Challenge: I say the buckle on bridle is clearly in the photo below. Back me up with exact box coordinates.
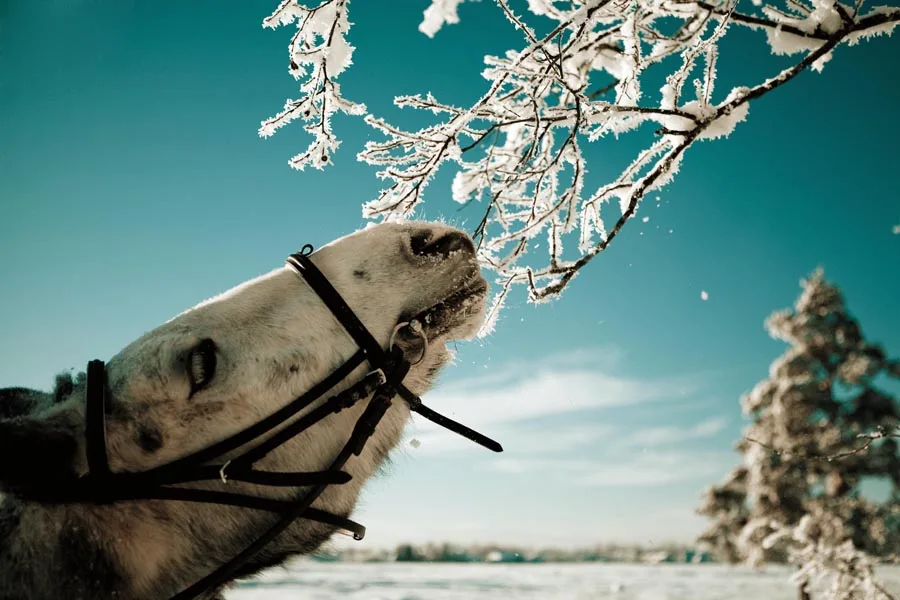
[219,460,232,485]
[367,367,387,387]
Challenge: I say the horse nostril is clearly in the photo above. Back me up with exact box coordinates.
[411,230,475,259]
[431,231,476,257]
[410,230,433,257]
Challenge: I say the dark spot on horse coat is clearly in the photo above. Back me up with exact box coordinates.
[137,425,164,453]
[181,401,226,422]
[270,355,311,383]
[352,269,370,281]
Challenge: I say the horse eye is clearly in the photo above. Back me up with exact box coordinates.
[188,339,217,395]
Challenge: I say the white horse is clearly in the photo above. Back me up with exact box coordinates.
[0,222,488,599]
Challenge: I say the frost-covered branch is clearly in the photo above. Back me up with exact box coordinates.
[367,1,900,334]
[261,0,900,332]
[823,425,900,461]
[260,0,365,170]
[763,516,899,600]
[745,425,900,462]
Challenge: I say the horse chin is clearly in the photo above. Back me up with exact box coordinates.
[395,274,488,357]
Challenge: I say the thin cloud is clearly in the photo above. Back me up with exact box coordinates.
[406,422,616,456]
[624,416,729,447]
[405,347,704,455]
[404,416,731,457]
[489,450,732,487]
[435,345,623,395]
[419,349,699,429]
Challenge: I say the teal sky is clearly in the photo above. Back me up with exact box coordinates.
[1,1,898,548]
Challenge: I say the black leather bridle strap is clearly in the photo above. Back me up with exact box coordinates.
[230,369,386,469]
[398,387,502,453]
[85,359,112,479]
[286,251,503,454]
[106,466,351,489]
[169,353,408,600]
[287,249,387,361]
[131,349,367,482]
[74,352,378,505]
[133,488,366,540]
[107,368,386,495]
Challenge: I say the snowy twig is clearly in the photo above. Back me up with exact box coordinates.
[745,426,900,462]
[784,518,900,600]
[260,0,365,171]
[824,426,900,461]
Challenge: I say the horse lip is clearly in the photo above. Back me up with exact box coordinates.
[400,274,488,336]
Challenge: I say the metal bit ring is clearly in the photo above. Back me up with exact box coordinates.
[389,319,428,365]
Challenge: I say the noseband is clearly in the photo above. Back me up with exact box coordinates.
[73,245,502,600]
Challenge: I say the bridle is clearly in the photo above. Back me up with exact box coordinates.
[70,245,502,600]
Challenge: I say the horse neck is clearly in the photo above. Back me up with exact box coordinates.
[0,494,186,599]
[0,496,97,597]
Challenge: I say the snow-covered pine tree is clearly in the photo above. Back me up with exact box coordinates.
[699,269,900,600]
[697,465,752,563]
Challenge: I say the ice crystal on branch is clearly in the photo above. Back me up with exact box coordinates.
[420,0,467,38]
[261,0,900,330]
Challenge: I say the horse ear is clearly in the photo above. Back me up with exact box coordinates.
[0,387,51,419]
[0,413,80,497]
[53,373,76,404]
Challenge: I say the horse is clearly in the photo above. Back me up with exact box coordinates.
[0,222,489,599]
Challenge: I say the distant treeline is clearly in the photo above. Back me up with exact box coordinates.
[313,542,715,564]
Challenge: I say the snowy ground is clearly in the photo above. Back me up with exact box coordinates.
[225,562,900,600]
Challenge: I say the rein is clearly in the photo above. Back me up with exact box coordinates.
[71,245,502,600]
